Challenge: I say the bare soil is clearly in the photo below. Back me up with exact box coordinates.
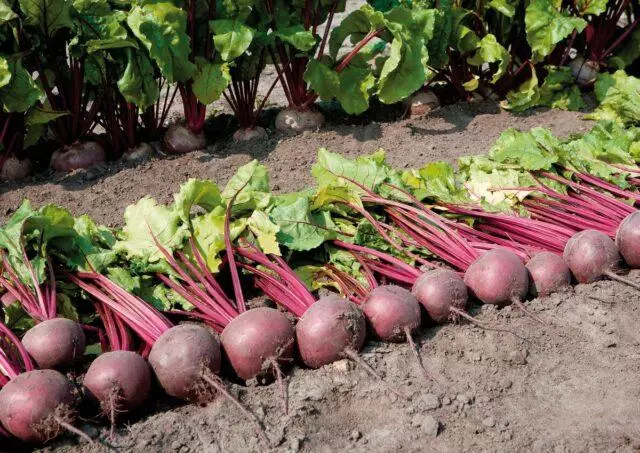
[3,102,640,453]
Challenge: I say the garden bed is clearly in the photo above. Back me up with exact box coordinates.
[4,103,639,453]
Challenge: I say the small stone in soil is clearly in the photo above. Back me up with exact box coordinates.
[421,415,440,437]
[332,359,354,372]
[482,416,496,428]
[422,393,441,410]
[442,396,451,405]
[349,430,362,441]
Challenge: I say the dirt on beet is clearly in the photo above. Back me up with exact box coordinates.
[2,102,640,453]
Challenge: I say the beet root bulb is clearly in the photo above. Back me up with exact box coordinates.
[526,252,571,297]
[616,211,640,268]
[363,285,421,342]
[296,295,366,369]
[162,124,206,154]
[412,269,468,323]
[22,318,86,370]
[563,229,621,284]
[232,127,268,142]
[464,248,529,306]
[220,307,295,381]
[148,324,221,400]
[1,156,32,181]
[83,351,151,418]
[0,370,77,443]
[50,142,105,172]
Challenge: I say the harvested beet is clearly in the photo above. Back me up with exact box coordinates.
[220,307,295,381]
[526,252,571,297]
[412,269,468,323]
[464,248,529,306]
[363,285,421,342]
[50,141,105,172]
[148,324,221,400]
[0,370,78,443]
[275,108,324,134]
[22,318,86,370]
[616,211,640,268]
[296,295,366,369]
[162,124,206,154]
[564,229,640,290]
[83,351,151,421]
[1,156,31,181]
[232,127,268,142]
[563,229,621,283]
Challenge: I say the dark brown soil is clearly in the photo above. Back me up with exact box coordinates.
[3,102,639,453]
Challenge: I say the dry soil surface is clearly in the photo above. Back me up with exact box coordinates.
[2,103,639,453]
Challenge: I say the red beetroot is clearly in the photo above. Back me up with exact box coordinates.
[1,156,31,181]
[464,248,529,307]
[220,308,295,381]
[526,252,571,297]
[83,351,151,418]
[50,141,105,172]
[22,318,86,370]
[412,269,468,323]
[564,229,640,290]
[563,229,621,283]
[162,124,206,154]
[616,212,640,268]
[149,324,221,399]
[362,285,421,342]
[0,370,79,443]
[296,295,366,369]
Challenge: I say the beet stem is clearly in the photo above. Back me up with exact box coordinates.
[341,348,408,401]
[403,327,436,383]
[604,271,640,292]
[199,369,270,447]
[54,417,95,444]
[449,307,529,343]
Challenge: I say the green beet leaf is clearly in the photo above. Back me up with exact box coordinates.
[212,19,254,61]
[127,3,195,83]
[525,0,586,62]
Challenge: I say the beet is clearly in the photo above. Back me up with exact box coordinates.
[1,156,31,181]
[0,370,77,443]
[296,295,366,369]
[363,285,421,342]
[412,269,468,323]
[83,351,151,420]
[220,307,295,381]
[162,124,206,154]
[526,252,571,297]
[232,127,268,142]
[50,141,105,172]
[616,211,640,268]
[405,91,440,118]
[464,248,529,306]
[570,57,599,87]
[122,142,154,162]
[22,318,86,370]
[148,324,221,400]
[563,229,621,283]
[274,108,324,134]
